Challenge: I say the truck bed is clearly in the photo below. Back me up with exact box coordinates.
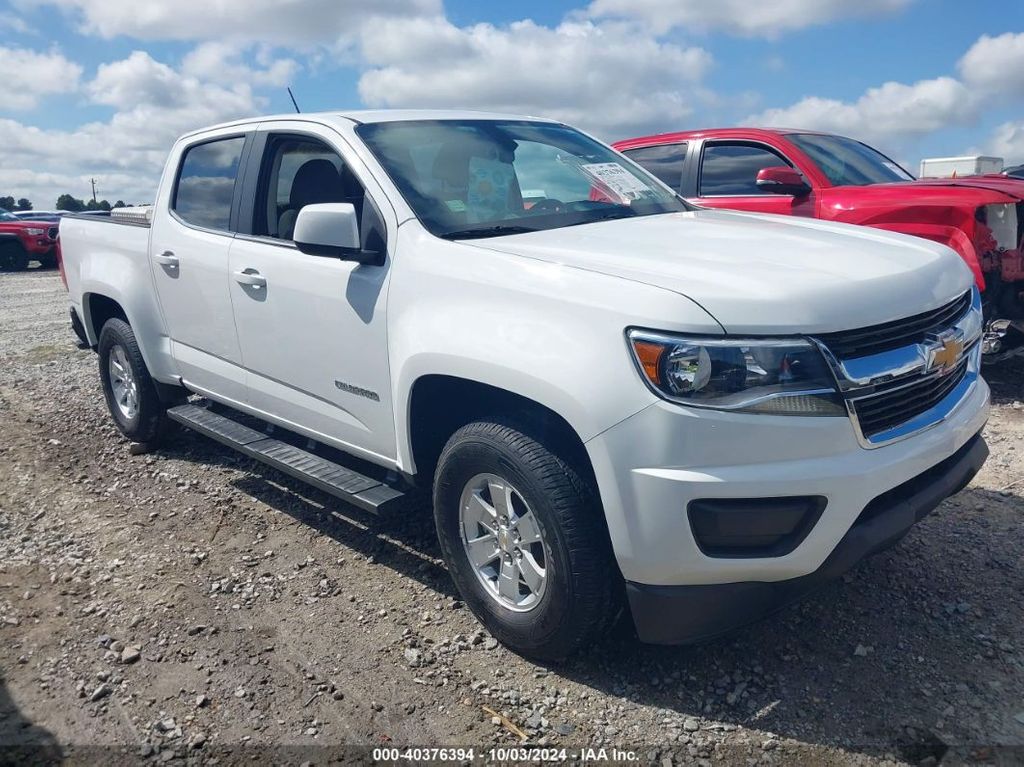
[59,210,154,345]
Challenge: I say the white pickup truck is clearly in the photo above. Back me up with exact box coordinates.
[61,110,990,659]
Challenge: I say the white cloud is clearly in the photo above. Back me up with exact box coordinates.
[982,121,1024,164]
[35,0,441,44]
[1,52,262,207]
[746,29,1024,156]
[357,18,712,138]
[958,32,1024,95]
[746,77,977,149]
[585,0,912,36]
[0,47,82,110]
[182,42,299,88]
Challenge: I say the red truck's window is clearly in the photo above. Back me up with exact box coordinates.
[173,136,246,231]
[787,133,913,186]
[620,143,687,192]
[699,143,791,197]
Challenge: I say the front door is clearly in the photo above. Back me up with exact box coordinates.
[149,131,249,402]
[690,141,815,217]
[227,123,396,463]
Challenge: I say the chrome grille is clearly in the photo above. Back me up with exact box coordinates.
[815,288,983,448]
[816,291,972,359]
[849,353,971,439]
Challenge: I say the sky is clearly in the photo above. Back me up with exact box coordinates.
[1,0,1024,207]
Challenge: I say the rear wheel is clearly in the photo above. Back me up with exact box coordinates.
[98,318,168,444]
[433,419,620,660]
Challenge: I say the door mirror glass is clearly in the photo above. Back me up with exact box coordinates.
[293,203,382,264]
[755,166,811,196]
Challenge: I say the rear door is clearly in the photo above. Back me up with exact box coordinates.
[690,140,815,216]
[149,130,252,401]
[226,121,397,463]
[618,142,689,194]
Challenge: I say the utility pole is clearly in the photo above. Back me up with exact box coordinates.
[90,178,98,203]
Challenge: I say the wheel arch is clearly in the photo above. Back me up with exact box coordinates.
[405,374,598,492]
[82,292,129,347]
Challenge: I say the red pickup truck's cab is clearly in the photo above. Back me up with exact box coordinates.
[0,208,59,270]
[614,129,1024,351]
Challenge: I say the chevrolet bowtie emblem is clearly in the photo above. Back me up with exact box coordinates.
[925,332,964,375]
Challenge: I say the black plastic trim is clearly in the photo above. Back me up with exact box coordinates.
[687,495,826,558]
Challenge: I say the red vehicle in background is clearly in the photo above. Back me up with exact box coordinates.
[613,129,1024,357]
[0,208,60,270]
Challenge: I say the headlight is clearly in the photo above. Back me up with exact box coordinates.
[25,227,45,236]
[628,330,844,415]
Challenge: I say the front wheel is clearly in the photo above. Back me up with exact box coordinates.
[98,318,168,444]
[0,244,29,271]
[433,420,621,660]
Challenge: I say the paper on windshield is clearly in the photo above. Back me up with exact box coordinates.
[580,162,654,201]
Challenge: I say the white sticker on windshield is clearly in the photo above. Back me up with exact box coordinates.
[580,162,653,201]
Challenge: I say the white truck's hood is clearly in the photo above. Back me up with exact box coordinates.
[473,209,973,335]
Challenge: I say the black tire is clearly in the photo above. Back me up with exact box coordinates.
[433,419,621,660]
[97,318,168,444]
[0,243,28,271]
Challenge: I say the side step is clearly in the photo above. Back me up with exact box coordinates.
[166,404,405,514]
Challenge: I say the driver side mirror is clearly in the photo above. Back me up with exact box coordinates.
[755,166,811,197]
[294,203,384,266]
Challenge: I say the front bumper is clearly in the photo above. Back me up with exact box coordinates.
[584,366,990,642]
[625,433,987,643]
[22,236,56,255]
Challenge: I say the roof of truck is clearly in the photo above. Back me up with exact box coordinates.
[613,127,838,150]
[182,109,562,139]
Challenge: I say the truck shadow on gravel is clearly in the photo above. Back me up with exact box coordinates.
[160,433,1021,761]
[983,359,1024,405]
[160,433,461,601]
[0,678,63,766]
[552,486,1022,761]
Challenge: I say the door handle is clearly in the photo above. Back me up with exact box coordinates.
[153,251,179,267]
[234,269,267,289]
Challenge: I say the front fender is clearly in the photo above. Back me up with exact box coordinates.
[387,227,723,473]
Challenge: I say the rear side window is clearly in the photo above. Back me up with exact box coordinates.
[621,143,687,191]
[699,143,792,196]
[173,136,246,231]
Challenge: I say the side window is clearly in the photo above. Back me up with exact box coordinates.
[699,143,792,196]
[257,135,385,253]
[173,136,246,231]
[621,143,687,191]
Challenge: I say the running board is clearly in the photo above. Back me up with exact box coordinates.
[166,404,405,514]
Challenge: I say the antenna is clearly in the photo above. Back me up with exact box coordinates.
[287,87,301,114]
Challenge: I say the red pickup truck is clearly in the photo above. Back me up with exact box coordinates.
[0,208,59,270]
[613,129,1024,355]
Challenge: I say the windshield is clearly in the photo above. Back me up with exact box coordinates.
[789,133,914,186]
[357,119,687,239]
[0,209,16,221]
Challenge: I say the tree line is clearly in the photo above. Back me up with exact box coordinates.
[1,195,132,212]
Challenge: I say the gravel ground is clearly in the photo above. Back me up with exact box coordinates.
[0,267,1022,766]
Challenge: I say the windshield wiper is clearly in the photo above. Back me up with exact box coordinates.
[557,207,640,229]
[441,224,539,240]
